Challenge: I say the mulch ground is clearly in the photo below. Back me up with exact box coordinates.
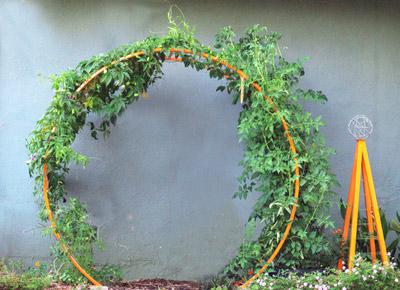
[110,279,201,290]
[45,279,201,290]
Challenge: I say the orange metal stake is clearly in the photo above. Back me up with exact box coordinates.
[348,141,363,269]
[337,142,358,270]
[362,158,377,263]
[338,139,388,271]
[360,141,388,265]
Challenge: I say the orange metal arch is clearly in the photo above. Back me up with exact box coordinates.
[42,47,300,287]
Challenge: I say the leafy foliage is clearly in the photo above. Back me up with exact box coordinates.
[0,259,51,290]
[389,211,400,264]
[212,257,400,290]
[219,26,337,278]
[48,199,122,284]
[27,13,336,284]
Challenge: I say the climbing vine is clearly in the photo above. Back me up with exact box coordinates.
[27,13,337,285]
[219,26,338,281]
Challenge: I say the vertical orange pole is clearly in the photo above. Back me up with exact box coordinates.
[361,142,389,265]
[348,140,363,269]
[362,158,377,263]
[337,142,358,270]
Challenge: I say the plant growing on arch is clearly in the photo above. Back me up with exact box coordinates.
[220,25,338,279]
[27,13,337,285]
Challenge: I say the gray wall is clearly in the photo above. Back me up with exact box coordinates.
[1,0,399,281]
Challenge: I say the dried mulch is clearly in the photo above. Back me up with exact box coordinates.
[109,279,201,290]
[45,279,201,290]
[45,282,78,289]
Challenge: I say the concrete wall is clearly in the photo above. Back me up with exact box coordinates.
[1,0,399,280]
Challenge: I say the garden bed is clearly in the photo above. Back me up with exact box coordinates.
[109,278,200,290]
[42,279,201,290]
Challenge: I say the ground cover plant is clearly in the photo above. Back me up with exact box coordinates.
[212,256,400,290]
[0,260,51,290]
[27,11,337,286]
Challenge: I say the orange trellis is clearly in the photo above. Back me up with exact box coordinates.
[337,139,388,270]
[42,47,301,288]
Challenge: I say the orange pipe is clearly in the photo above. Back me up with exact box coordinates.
[45,47,300,287]
[348,140,363,269]
[337,142,358,270]
[360,142,388,265]
[362,158,377,263]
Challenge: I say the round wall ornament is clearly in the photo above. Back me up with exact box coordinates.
[348,114,373,140]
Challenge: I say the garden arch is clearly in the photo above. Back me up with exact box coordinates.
[40,47,300,287]
[24,10,327,283]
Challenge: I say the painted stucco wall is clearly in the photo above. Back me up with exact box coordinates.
[1,0,399,280]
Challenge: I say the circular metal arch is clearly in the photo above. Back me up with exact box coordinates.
[42,47,301,287]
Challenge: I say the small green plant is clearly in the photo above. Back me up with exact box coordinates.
[338,201,400,263]
[210,286,229,290]
[50,198,97,284]
[0,259,51,290]
[388,211,400,264]
[49,199,122,284]
[93,264,123,284]
[202,274,233,290]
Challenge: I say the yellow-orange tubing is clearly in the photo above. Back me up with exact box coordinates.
[43,164,102,286]
[362,157,377,263]
[43,47,300,287]
[348,140,363,269]
[337,142,358,270]
[360,141,388,266]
